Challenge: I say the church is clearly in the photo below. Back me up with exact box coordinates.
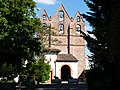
[39,4,86,81]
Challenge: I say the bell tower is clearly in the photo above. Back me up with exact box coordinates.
[40,4,86,78]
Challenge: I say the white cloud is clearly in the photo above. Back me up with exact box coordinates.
[34,0,57,5]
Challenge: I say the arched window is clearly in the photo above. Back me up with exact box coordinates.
[59,24,64,34]
[42,15,46,21]
[76,24,81,34]
[42,23,47,33]
[77,16,80,22]
[59,11,64,21]
[42,23,47,27]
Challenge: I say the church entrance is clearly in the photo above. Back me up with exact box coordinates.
[61,65,71,81]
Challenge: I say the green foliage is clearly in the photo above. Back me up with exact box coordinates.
[83,0,113,71]
[34,58,50,82]
[20,57,50,85]
[0,63,17,83]
[0,63,16,76]
[83,0,120,90]
[0,0,50,84]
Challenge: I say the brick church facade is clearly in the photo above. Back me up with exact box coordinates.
[40,4,86,81]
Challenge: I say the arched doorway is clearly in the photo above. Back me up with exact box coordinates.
[61,65,71,81]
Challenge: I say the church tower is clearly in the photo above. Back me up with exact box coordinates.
[40,4,85,80]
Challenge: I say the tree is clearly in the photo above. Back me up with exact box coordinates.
[0,63,17,83]
[37,24,61,48]
[20,57,50,85]
[107,0,120,89]
[0,0,50,83]
[82,0,120,90]
[32,57,50,83]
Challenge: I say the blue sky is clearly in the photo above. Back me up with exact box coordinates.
[34,0,89,17]
[33,0,92,56]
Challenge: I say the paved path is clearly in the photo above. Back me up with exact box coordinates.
[17,83,87,90]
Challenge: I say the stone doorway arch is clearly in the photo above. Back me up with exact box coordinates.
[61,65,71,81]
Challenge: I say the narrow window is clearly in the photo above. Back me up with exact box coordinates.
[42,15,46,21]
[59,24,64,34]
[42,23,47,33]
[76,24,81,34]
[77,16,80,22]
[59,11,64,21]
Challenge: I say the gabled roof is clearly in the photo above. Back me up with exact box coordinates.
[56,54,78,62]
[55,4,72,22]
[74,11,84,22]
[40,9,50,21]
